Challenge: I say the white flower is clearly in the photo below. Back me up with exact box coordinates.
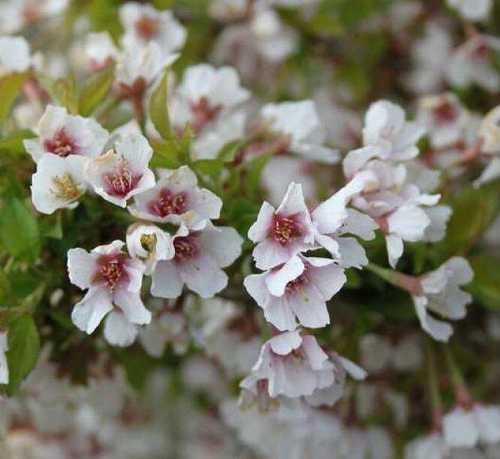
[258,100,339,163]
[86,133,155,207]
[417,93,469,149]
[475,105,500,186]
[248,182,315,270]
[244,255,346,331]
[447,35,500,93]
[362,100,425,161]
[412,257,473,342]
[0,330,8,384]
[240,331,334,400]
[115,41,178,90]
[0,36,31,76]
[444,405,500,448]
[129,165,222,228]
[170,64,249,160]
[405,432,449,459]
[407,22,452,94]
[67,240,151,346]
[209,0,248,21]
[31,154,87,214]
[23,105,110,164]
[126,223,174,275]
[84,32,119,70]
[447,0,492,22]
[151,223,242,299]
[119,2,186,57]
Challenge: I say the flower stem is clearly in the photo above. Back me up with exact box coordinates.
[443,345,473,408]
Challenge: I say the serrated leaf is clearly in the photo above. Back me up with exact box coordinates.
[469,255,500,310]
[149,71,171,140]
[78,65,115,116]
[0,198,40,262]
[5,315,40,393]
[0,72,29,125]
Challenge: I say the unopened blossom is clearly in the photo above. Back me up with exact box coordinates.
[126,223,174,275]
[447,35,500,93]
[86,133,155,207]
[257,100,339,164]
[84,32,119,70]
[67,240,151,346]
[0,0,68,34]
[170,64,250,160]
[361,100,425,162]
[151,223,242,299]
[417,93,469,149]
[129,165,222,228]
[248,182,315,270]
[407,21,453,94]
[412,257,473,342]
[0,330,8,384]
[119,3,186,57]
[447,0,492,22]
[0,36,31,76]
[31,154,87,214]
[244,255,346,331]
[23,105,110,164]
[444,404,500,448]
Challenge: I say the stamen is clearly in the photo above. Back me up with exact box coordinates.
[44,129,78,157]
[270,214,302,246]
[52,174,82,201]
[149,189,187,217]
[173,235,198,262]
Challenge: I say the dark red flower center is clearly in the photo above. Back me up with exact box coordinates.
[104,162,141,198]
[285,270,309,295]
[135,16,160,40]
[96,254,128,290]
[433,100,458,125]
[148,189,188,218]
[173,235,199,262]
[270,213,302,246]
[189,97,222,132]
[44,129,78,157]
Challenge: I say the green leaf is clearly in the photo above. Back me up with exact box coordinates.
[469,255,500,310]
[246,154,272,198]
[0,198,41,262]
[39,74,79,114]
[0,129,36,157]
[5,315,40,393]
[149,71,171,140]
[193,158,224,178]
[78,65,115,116]
[440,183,500,256]
[217,140,242,163]
[0,73,29,125]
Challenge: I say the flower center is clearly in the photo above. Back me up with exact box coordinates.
[96,254,127,290]
[270,214,302,246]
[140,234,157,252]
[173,235,198,262]
[471,41,490,60]
[189,97,222,132]
[285,270,309,295]
[51,174,82,201]
[44,129,78,157]
[104,161,141,198]
[148,189,188,218]
[135,16,160,40]
[433,100,458,125]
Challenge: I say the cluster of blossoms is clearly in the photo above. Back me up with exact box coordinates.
[1,0,500,458]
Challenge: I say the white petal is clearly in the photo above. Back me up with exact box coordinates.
[386,234,404,268]
[413,296,453,342]
[180,254,228,298]
[151,261,184,299]
[443,408,480,448]
[248,201,275,242]
[67,248,96,290]
[200,224,243,268]
[265,256,304,297]
[104,311,139,347]
[113,290,151,325]
[71,287,113,334]
[268,331,302,355]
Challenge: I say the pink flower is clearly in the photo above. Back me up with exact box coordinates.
[67,240,151,346]
[248,182,315,270]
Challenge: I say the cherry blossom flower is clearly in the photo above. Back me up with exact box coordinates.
[248,182,315,270]
[417,93,469,149]
[0,330,8,384]
[67,240,151,347]
[448,35,500,93]
[31,154,87,214]
[257,100,339,163]
[0,36,31,76]
[23,105,109,164]
[447,0,492,22]
[170,64,250,160]
[151,223,242,299]
[86,133,155,207]
[128,165,222,228]
[444,404,500,448]
[244,255,346,331]
[361,100,425,162]
[119,3,186,57]
[412,257,473,342]
[126,223,174,275]
[84,32,119,71]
